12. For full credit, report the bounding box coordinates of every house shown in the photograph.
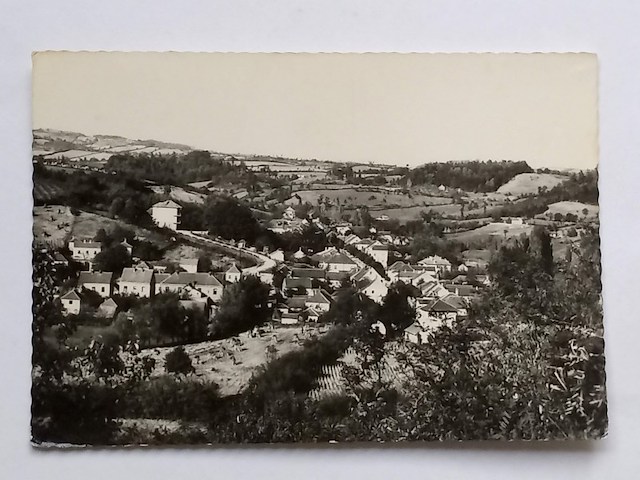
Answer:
[421,297,460,322]
[78,271,113,297]
[52,252,69,267]
[96,297,118,319]
[387,261,415,281]
[149,200,182,230]
[283,206,296,220]
[314,251,358,273]
[353,238,375,253]
[359,275,389,303]
[369,244,389,268]
[457,263,469,273]
[335,224,353,236]
[179,258,199,273]
[375,214,390,222]
[304,307,322,323]
[438,184,446,192]
[118,267,155,298]
[69,237,102,261]
[269,249,285,262]
[60,290,81,316]
[343,233,362,246]
[417,255,452,275]
[419,281,449,299]
[259,271,274,285]
[441,294,469,317]
[120,239,133,256]
[225,264,242,283]
[157,272,224,302]
[404,322,423,344]
[304,289,332,312]
[293,248,307,260]
[475,275,491,287]
[282,276,314,296]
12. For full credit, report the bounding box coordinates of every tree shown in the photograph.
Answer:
[109,197,125,217]
[197,254,212,272]
[93,244,131,273]
[165,346,195,375]
[377,282,417,334]
[210,276,271,338]
[204,196,261,243]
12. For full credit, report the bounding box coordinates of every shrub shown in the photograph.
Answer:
[165,346,195,375]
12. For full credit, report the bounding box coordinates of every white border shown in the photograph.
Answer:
[1,1,639,478]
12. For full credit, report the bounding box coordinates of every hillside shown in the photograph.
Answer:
[497,173,567,196]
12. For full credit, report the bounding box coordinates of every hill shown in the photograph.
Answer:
[497,173,567,196]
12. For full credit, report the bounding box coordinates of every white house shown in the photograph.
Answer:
[269,249,285,263]
[283,206,296,220]
[96,297,118,319]
[69,238,102,261]
[60,290,81,316]
[315,252,358,273]
[369,244,389,268]
[120,239,133,256]
[118,267,155,298]
[179,258,199,273]
[304,289,332,313]
[149,200,182,230]
[225,264,242,284]
[78,271,113,297]
[156,272,224,302]
[293,248,307,260]
[418,255,452,275]
[360,275,389,303]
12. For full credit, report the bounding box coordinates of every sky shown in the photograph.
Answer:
[32,52,599,169]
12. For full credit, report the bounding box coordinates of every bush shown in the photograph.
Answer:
[165,346,195,375]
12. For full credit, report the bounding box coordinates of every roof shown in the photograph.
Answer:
[180,258,199,266]
[155,273,170,284]
[61,290,80,301]
[152,200,182,209]
[78,271,113,285]
[404,322,423,335]
[306,289,332,305]
[418,255,452,266]
[326,271,349,281]
[444,284,477,297]
[160,272,223,287]
[290,268,325,279]
[99,298,118,309]
[119,267,154,284]
[441,294,468,309]
[73,241,102,249]
[352,267,372,282]
[388,261,414,273]
[286,297,307,310]
[179,299,208,311]
[226,264,241,274]
[284,277,313,289]
[424,298,459,313]
[53,252,68,262]
[370,244,389,251]
[320,252,356,265]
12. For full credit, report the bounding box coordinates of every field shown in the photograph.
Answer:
[446,222,533,244]
[33,180,66,204]
[33,205,74,248]
[145,325,327,396]
[287,187,450,210]
[149,186,207,204]
[541,201,599,220]
[497,173,567,196]
[162,243,246,270]
[71,210,171,246]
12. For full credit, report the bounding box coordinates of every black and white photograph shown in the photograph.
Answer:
[31,52,606,446]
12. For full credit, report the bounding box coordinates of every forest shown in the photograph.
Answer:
[407,160,533,192]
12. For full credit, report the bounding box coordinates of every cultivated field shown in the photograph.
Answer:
[446,222,533,244]
[33,205,74,248]
[33,180,66,204]
[541,201,599,220]
[497,173,567,196]
[287,187,450,210]
[145,325,327,396]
